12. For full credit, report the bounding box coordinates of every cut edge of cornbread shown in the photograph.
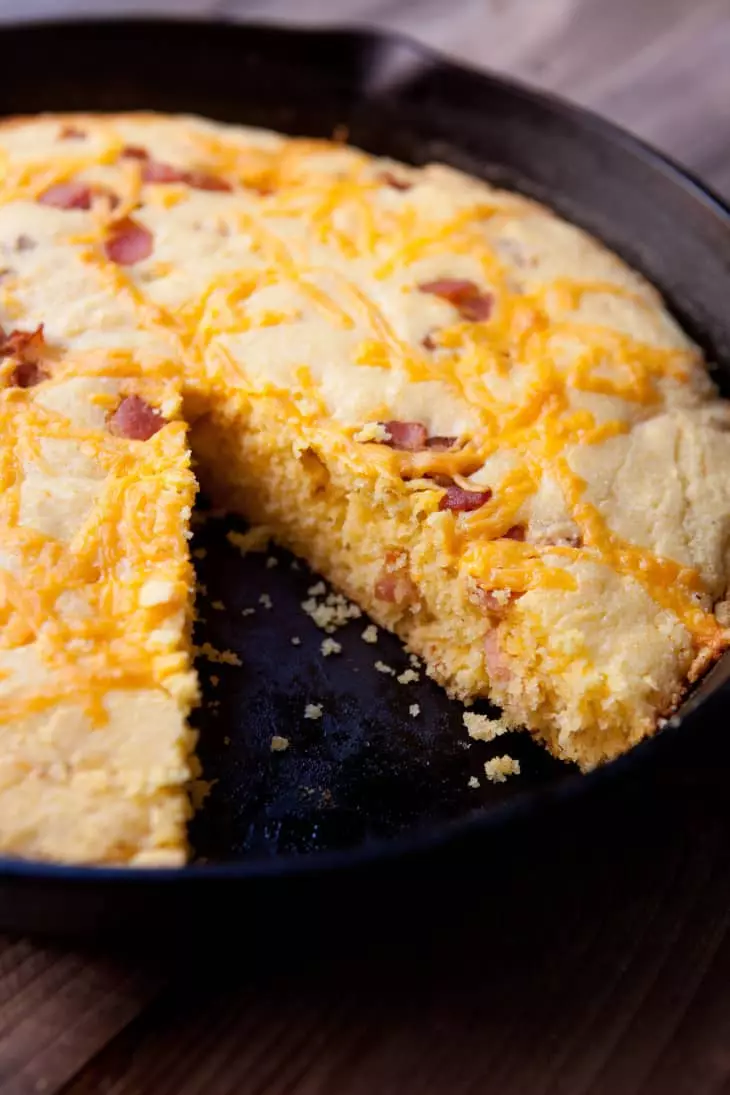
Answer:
[190,394,721,772]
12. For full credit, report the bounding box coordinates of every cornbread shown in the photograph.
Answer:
[484,756,521,783]
[1,110,730,863]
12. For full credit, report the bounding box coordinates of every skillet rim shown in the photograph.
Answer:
[0,15,728,886]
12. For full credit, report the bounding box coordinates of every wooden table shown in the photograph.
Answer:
[2,2,730,1092]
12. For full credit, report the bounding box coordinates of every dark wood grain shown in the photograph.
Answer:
[2,2,730,1092]
[56,785,730,1095]
[0,940,164,1095]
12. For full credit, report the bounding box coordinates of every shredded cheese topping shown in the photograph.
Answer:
[0,110,727,767]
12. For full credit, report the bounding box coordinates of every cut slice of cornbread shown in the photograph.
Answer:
[0,110,729,864]
[0,336,197,864]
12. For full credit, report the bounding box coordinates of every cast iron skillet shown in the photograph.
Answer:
[1,17,730,942]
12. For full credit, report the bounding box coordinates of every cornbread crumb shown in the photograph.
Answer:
[271,735,290,752]
[308,581,326,596]
[321,637,342,657]
[463,712,510,742]
[210,675,219,687]
[226,526,272,556]
[375,660,395,675]
[290,560,300,571]
[397,668,419,685]
[196,582,208,597]
[409,703,420,717]
[301,589,362,633]
[223,735,231,746]
[194,642,242,666]
[259,593,272,609]
[211,600,225,611]
[291,636,301,645]
[266,556,278,569]
[304,703,323,720]
[361,624,378,644]
[192,547,207,560]
[354,421,391,443]
[241,607,256,617]
[409,654,421,669]
[468,776,480,789]
[484,755,521,783]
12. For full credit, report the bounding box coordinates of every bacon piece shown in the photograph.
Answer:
[141,159,188,184]
[374,552,419,606]
[474,585,522,615]
[0,324,45,362]
[38,182,93,210]
[104,217,153,266]
[380,420,428,451]
[439,485,492,512]
[120,145,149,161]
[425,435,457,452]
[484,629,511,682]
[503,524,526,541]
[184,170,232,192]
[418,278,494,322]
[108,395,165,441]
[132,154,232,192]
[59,124,86,140]
[1,325,48,387]
[457,293,494,322]
[421,331,439,351]
[9,360,48,389]
[377,171,412,191]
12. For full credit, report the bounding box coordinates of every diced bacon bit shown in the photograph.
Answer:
[503,524,526,541]
[418,279,494,323]
[8,360,48,389]
[377,170,412,191]
[374,552,419,606]
[474,586,522,615]
[141,159,188,184]
[380,420,428,452]
[426,435,458,452]
[107,395,166,441]
[421,330,439,351]
[38,181,93,210]
[104,217,154,266]
[59,124,86,140]
[0,323,45,362]
[127,149,233,193]
[120,145,149,161]
[184,170,232,193]
[0,324,48,388]
[439,484,492,512]
[484,629,511,682]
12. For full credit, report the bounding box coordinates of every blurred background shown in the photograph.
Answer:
[0,0,728,196]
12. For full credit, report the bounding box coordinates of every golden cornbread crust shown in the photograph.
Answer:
[1,111,729,861]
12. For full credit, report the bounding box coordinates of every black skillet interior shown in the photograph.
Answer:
[1,18,730,932]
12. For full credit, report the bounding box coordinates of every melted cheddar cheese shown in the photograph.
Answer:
[0,112,729,861]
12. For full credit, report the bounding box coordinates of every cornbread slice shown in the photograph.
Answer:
[0,112,729,866]
[0,341,197,864]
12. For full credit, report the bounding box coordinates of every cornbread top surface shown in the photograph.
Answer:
[1,111,729,787]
